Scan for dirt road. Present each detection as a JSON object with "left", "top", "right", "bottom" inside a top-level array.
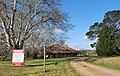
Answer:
[{"left": 70, "top": 58, "right": 120, "bottom": 76}]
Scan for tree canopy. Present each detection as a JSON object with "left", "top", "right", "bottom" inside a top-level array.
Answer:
[
  {"left": 86, "top": 10, "right": 120, "bottom": 56},
  {"left": 0, "top": 0, "right": 71, "bottom": 49},
  {"left": 0, "top": 0, "right": 72, "bottom": 57}
]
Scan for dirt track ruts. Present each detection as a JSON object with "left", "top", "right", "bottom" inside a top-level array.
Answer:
[{"left": 70, "top": 58, "right": 120, "bottom": 76}]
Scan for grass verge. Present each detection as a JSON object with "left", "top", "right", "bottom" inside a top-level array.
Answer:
[
  {"left": 86, "top": 56, "right": 120, "bottom": 71},
  {"left": 0, "top": 57, "right": 79, "bottom": 76}
]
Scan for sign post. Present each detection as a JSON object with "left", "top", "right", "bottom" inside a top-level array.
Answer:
[
  {"left": 43, "top": 45, "right": 46, "bottom": 72},
  {"left": 12, "top": 50, "right": 24, "bottom": 66}
]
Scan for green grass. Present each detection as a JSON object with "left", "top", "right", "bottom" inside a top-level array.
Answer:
[
  {"left": 86, "top": 56, "right": 120, "bottom": 70},
  {"left": 0, "top": 57, "right": 79, "bottom": 76}
]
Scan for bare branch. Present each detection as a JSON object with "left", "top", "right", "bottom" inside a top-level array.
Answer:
[
  {"left": 25, "top": 34, "right": 31, "bottom": 40},
  {"left": 28, "top": 15, "right": 49, "bottom": 31},
  {"left": 0, "top": 25, "right": 3, "bottom": 29},
  {"left": 10, "top": 0, "right": 17, "bottom": 48},
  {"left": 23, "top": 0, "right": 44, "bottom": 32},
  {"left": 0, "top": 16, "right": 13, "bottom": 48},
  {"left": 0, "top": 1, "right": 6, "bottom": 8}
]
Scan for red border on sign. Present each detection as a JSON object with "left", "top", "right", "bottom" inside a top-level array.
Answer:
[
  {"left": 13, "top": 50, "right": 24, "bottom": 53},
  {"left": 12, "top": 62, "right": 24, "bottom": 66}
]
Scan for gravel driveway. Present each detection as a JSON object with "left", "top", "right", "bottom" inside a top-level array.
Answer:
[{"left": 70, "top": 58, "right": 120, "bottom": 76}]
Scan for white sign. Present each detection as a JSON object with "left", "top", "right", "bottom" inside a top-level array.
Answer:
[{"left": 12, "top": 50, "right": 24, "bottom": 66}]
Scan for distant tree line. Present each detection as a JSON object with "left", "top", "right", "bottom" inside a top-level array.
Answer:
[{"left": 86, "top": 10, "right": 120, "bottom": 56}]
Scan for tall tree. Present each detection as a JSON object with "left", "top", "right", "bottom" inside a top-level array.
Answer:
[
  {"left": 86, "top": 10, "right": 120, "bottom": 56},
  {"left": 96, "top": 23, "right": 117, "bottom": 56},
  {"left": 0, "top": 0, "right": 71, "bottom": 50}
]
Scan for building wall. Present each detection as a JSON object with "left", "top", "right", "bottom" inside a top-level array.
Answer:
[{"left": 47, "top": 53, "right": 77, "bottom": 58}]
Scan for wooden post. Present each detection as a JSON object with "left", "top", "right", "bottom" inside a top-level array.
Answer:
[{"left": 43, "top": 45, "right": 46, "bottom": 72}]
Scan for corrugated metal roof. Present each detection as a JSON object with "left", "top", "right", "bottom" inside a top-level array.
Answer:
[{"left": 46, "top": 44, "right": 78, "bottom": 54}]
